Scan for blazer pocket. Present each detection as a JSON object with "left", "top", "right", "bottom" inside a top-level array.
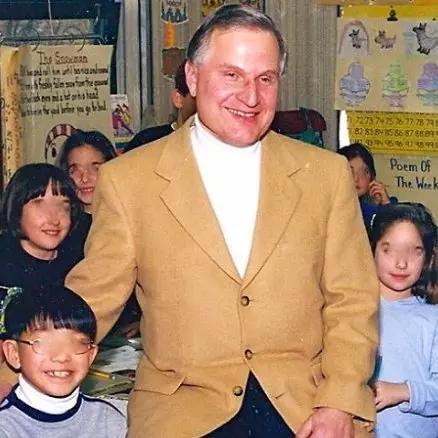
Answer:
[
  {"left": 134, "top": 358, "right": 185, "bottom": 395},
  {"left": 311, "top": 363, "right": 324, "bottom": 387}
]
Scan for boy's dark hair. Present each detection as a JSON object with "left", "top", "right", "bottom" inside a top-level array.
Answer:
[
  {"left": 1, "top": 163, "right": 82, "bottom": 238},
  {"left": 370, "top": 202, "right": 438, "bottom": 302},
  {"left": 174, "top": 59, "right": 189, "bottom": 97},
  {"left": 58, "top": 129, "right": 117, "bottom": 173},
  {"left": 3, "top": 286, "right": 97, "bottom": 341},
  {"left": 337, "top": 143, "right": 377, "bottom": 180}
]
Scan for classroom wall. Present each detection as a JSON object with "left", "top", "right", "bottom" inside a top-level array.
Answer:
[{"left": 118, "top": 0, "right": 338, "bottom": 150}]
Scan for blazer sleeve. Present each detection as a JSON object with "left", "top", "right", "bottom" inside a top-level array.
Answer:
[
  {"left": 65, "top": 165, "right": 137, "bottom": 341},
  {"left": 312, "top": 157, "right": 379, "bottom": 422}
]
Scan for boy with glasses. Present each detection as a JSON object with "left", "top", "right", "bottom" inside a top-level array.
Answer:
[{"left": 0, "top": 286, "right": 126, "bottom": 437}]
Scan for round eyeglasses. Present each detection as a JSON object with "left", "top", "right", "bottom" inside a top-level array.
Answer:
[{"left": 14, "top": 338, "right": 94, "bottom": 355}]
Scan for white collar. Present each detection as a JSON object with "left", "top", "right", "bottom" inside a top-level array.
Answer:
[
  {"left": 16, "top": 374, "right": 80, "bottom": 415},
  {"left": 193, "top": 114, "right": 260, "bottom": 154}
]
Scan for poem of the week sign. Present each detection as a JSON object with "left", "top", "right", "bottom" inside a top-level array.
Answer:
[
  {"left": 374, "top": 155, "right": 438, "bottom": 219},
  {"left": 18, "top": 45, "right": 114, "bottom": 164}
]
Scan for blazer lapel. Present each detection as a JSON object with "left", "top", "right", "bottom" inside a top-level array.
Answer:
[
  {"left": 242, "top": 133, "right": 302, "bottom": 290},
  {"left": 156, "top": 122, "right": 241, "bottom": 283}
]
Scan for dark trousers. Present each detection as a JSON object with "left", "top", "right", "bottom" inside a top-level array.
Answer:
[{"left": 204, "top": 372, "right": 294, "bottom": 437}]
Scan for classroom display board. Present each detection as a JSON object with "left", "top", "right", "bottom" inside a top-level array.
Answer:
[
  {"left": 342, "top": 5, "right": 438, "bottom": 219},
  {"left": 336, "top": 15, "right": 438, "bottom": 113},
  {"left": 348, "top": 113, "right": 438, "bottom": 219},
  {"left": 0, "top": 44, "right": 114, "bottom": 186}
]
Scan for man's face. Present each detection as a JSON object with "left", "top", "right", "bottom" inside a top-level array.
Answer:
[{"left": 186, "top": 27, "right": 280, "bottom": 147}]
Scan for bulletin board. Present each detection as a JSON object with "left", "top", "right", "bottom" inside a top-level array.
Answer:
[{"left": 340, "top": 4, "right": 438, "bottom": 219}]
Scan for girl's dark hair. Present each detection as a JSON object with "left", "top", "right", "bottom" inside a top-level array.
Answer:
[
  {"left": 3, "top": 286, "right": 97, "bottom": 341},
  {"left": 1, "top": 163, "right": 81, "bottom": 239},
  {"left": 338, "top": 143, "right": 377, "bottom": 180},
  {"left": 58, "top": 129, "right": 117, "bottom": 173},
  {"left": 370, "top": 202, "right": 438, "bottom": 302}
]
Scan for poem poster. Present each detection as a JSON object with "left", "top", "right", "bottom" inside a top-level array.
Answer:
[{"left": 18, "top": 44, "right": 114, "bottom": 165}]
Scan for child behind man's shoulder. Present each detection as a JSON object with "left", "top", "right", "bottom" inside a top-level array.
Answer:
[{"left": 0, "top": 286, "right": 127, "bottom": 438}]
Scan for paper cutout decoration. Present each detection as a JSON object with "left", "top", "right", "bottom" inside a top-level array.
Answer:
[
  {"left": 417, "top": 62, "right": 438, "bottom": 106},
  {"left": 413, "top": 23, "right": 438, "bottom": 55},
  {"left": 162, "top": 8, "right": 186, "bottom": 79},
  {"left": 338, "top": 20, "right": 370, "bottom": 57},
  {"left": 381, "top": 63, "right": 409, "bottom": 108},
  {"left": 201, "top": 0, "right": 226, "bottom": 18},
  {"left": 339, "top": 62, "right": 371, "bottom": 106},
  {"left": 44, "top": 123, "right": 76, "bottom": 164},
  {"left": 161, "top": 0, "right": 188, "bottom": 24},
  {"left": 374, "top": 30, "right": 396, "bottom": 49}
]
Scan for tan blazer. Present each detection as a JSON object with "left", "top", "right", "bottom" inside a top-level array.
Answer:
[{"left": 66, "top": 119, "right": 379, "bottom": 438}]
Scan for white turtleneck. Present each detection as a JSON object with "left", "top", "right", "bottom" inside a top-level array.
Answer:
[
  {"left": 191, "top": 115, "right": 261, "bottom": 278},
  {"left": 16, "top": 373, "right": 79, "bottom": 414}
]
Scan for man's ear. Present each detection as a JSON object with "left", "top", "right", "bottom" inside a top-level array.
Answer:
[
  {"left": 184, "top": 61, "right": 198, "bottom": 98},
  {"left": 2, "top": 340, "right": 21, "bottom": 371},
  {"left": 88, "top": 344, "right": 99, "bottom": 367},
  {"left": 171, "top": 89, "right": 184, "bottom": 109}
]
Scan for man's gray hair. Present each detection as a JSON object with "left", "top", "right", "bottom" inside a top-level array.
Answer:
[{"left": 187, "top": 4, "right": 288, "bottom": 75}]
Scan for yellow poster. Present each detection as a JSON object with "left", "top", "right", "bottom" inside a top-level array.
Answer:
[
  {"left": 348, "top": 111, "right": 438, "bottom": 156},
  {"left": 18, "top": 45, "right": 114, "bottom": 165},
  {"left": 0, "top": 46, "right": 22, "bottom": 188}
]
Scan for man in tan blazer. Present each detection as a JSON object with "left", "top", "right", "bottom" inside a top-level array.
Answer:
[{"left": 66, "top": 5, "right": 379, "bottom": 437}]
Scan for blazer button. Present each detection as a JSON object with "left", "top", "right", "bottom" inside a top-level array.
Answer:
[
  {"left": 244, "top": 349, "right": 254, "bottom": 360},
  {"left": 232, "top": 385, "right": 244, "bottom": 396},
  {"left": 240, "top": 296, "right": 250, "bottom": 307}
]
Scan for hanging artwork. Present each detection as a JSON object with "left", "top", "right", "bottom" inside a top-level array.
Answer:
[
  {"left": 2, "top": 44, "right": 114, "bottom": 169},
  {"left": 201, "top": 0, "right": 226, "bottom": 18},
  {"left": 162, "top": 20, "right": 186, "bottom": 79},
  {"left": 161, "top": 0, "right": 188, "bottom": 24},
  {"left": 161, "top": 1, "right": 188, "bottom": 79},
  {"left": 239, "top": 0, "right": 262, "bottom": 9},
  {"left": 335, "top": 15, "right": 438, "bottom": 113}
]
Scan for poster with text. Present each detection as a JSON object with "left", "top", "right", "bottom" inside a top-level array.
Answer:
[
  {"left": 18, "top": 44, "right": 114, "bottom": 165},
  {"left": 374, "top": 154, "right": 438, "bottom": 220}
]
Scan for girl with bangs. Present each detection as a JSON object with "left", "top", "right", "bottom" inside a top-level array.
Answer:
[
  {"left": 0, "top": 163, "right": 82, "bottom": 292},
  {"left": 0, "top": 163, "right": 82, "bottom": 399}
]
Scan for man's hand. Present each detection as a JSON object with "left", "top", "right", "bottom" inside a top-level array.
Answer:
[
  {"left": 296, "top": 407, "right": 354, "bottom": 438},
  {"left": 374, "top": 381, "right": 409, "bottom": 411},
  {"left": 368, "top": 180, "right": 390, "bottom": 205}
]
